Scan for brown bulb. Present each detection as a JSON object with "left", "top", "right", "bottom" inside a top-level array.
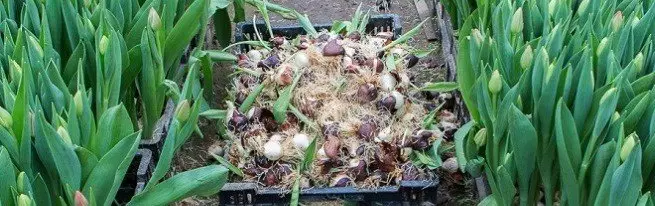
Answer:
[
  {"left": 323, "top": 136, "right": 341, "bottom": 159},
  {"left": 323, "top": 39, "right": 345, "bottom": 56},
  {"left": 405, "top": 54, "right": 419, "bottom": 68},
  {"left": 358, "top": 121, "right": 378, "bottom": 141},
  {"left": 377, "top": 95, "right": 397, "bottom": 112},
  {"left": 366, "top": 58, "right": 384, "bottom": 73},
  {"left": 228, "top": 111, "right": 248, "bottom": 132},
  {"left": 356, "top": 83, "right": 378, "bottom": 103}
]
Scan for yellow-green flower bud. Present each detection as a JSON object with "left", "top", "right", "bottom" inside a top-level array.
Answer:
[
  {"left": 548, "top": 0, "right": 557, "bottom": 16},
  {"left": 635, "top": 52, "right": 644, "bottom": 73},
  {"left": 632, "top": 17, "right": 640, "bottom": 28},
  {"left": 85, "top": 18, "right": 95, "bottom": 34},
  {"left": 148, "top": 7, "right": 162, "bottom": 31},
  {"left": 99, "top": 35, "right": 109, "bottom": 55},
  {"left": 577, "top": 0, "right": 590, "bottom": 16},
  {"left": 0, "top": 106, "right": 12, "bottom": 129},
  {"left": 57, "top": 126, "right": 72, "bottom": 145},
  {"left": 471, "top": 29, "right": 483, "bottom": 46},
  {"left": 175, "top": 100, "right": 191, "bottom": 122},
  {"left": 612, "top": 112, "right": 620, "bottom": 122},
  {"left": 621, "top": 133, "right": 638, "bottom": 161},
  {"left": 517, "top": 95, "right": 523, "bottom": 109},
  {"left": 520, "top": 45, "right": 533, "bottom": 70},
  {"left": 17, "top": 194, "right": 31, "bottom": 206},
  {"left": 83, "top": 0, "right": 91, "bottom": 8},
  {"left": 10, "top": 59, "right": 23, "bottom": 81},
  {"left": 75, "top": 191, "right": 88, "bottom": 206},
  {"left": 74, "top": 91, "right": 84, "bottom": 115},
  {"left": 511, "top": 8, "right": 524, "bottom": 34},
  {"left": 17, "top": 172, "right": 27, "bottom": 194},
  {"left": 545, "top": 63, "right": 555, "bottom": 83},
  {"left": 597, "top": 38, "right": 609, "bottom": 57},
  {"left": 474, "top": 128, "right": 487, "bottom": 147},
  {"left": 27, "top": 36, "right": 43, "bottom": 58},
  {"left": 611, "top": 11, "right": 624, "bottom": 33},
  {"left": 488, "top": 70, "right": 502, "bottom": 95}
]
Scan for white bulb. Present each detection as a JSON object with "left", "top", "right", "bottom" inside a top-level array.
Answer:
[
  {"left": 380, "top": 73, "right": 397, "bottom": 91},
  {"left": 391, "top": 91, "right": 405, "bottom": 110},
  {"left": 263, "top": 140, "right": 283, "bottom": 161},
  {"left": 293, "top": 133, "right": 311, "bottom": 150},
  {"left": 247, "top": 50, "right": 263, "bottom": 62},
  {"left": 294, "top": 52, "right": 311, "bottom": 68},
  {"left": 376, "top": 127, "right": 392, "bottom": 143},
  {"left": 270, "top": 134, "right": 284, "bottom": 142},
  {"left": 317, "top": 147, "right": 329, "bottom": 161}
]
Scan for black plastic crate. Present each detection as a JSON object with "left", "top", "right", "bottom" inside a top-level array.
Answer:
[
  {"left": 223, "top": 14, "right": 439, "bottom": 205},
  {"left": 234, "top": 14, "right": 402, "bottom": 53},
  {"left": 139, "top": 100, "right": 175, "bottom": 161},
  {"left": 116, "top": 149, "right": 154, "bottom": 204},
  {"left": 220, "top": 180, "right": 439, "bottom": 205}
]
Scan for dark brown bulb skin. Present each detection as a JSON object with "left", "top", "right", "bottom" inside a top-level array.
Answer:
[{"left": 323, "top": 39, "right": 345, "bottom": 56}]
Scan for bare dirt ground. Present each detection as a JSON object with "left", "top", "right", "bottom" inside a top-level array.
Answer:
[{"left": 170, "top": 0, "right": 477, "bottom": 205}]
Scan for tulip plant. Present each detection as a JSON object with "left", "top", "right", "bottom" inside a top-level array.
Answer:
[
  {"left": 0, "top": 0, "right": 236, "bottom": 205},
  {"left": 451, "top": 0, "right": 655, "bottom": 205}
]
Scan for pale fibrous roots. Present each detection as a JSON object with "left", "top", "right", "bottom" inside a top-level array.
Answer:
[{"left": 223, "top": 30, "right": 453, "bottom": 189}]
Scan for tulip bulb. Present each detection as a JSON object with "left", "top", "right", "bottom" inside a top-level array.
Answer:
[
  {"left": 293, "top": 133, "right": 311, "bottom": 150},
  {"left": 264, "top": 140, "right": 283, "bottom": 161},
  {"left": 380, "top": 73, "right": 397, "bottom": 91},
  {"left": 293, "top": 52, "right": 311, "bottom": 68},
  {"left": 247, "top": 50, "right": 263, "bottom": 62}
]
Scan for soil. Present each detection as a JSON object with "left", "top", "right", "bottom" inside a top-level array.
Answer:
[{"left": 169, "top": 0, "right": 477, "bottom": 205}]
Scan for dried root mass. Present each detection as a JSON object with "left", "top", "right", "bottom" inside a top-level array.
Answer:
[{"left": 222, "top": 30, "right": 457, "bottom": 189}]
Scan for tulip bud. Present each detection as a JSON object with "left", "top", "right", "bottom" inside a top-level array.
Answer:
[
  {"left": 474, "top": 128, "right": 487, "bottom": 147},
  {"left": 548, "top": 0, "right": 557, "bottom": 16},
  {"left": 577, "top": 0, "right": 590, "bottom": 15},
  {"left": 545, "top": 63, "right": 555, "bottom": 83},
  {"left": 488, "top": 70, "right": 502, "bottom": 95},
  {"left": 27, "top": 36, "right": 43, "bottom": 58},
  {"left": 84, "top": 18, "right": 95, "bottom": 33},
  {"left": 631, "top": 17, "right": 640, "bottom": 28},
  {"left": 611, "top": 11, "right": 624, "bottom": 33},
  {"left": 17, "top": 172, "right": 27, "bottom": 193},
  {"left": 0, "top": 106, "right": 12, "bottom": 129},
  {"left": 516, "top": 95, "right": 523, "bottom": 109},
  {"left": 620, "top": 133, "right": 638, "bottom": 161},
  {"left": 57, "top": 126, "right": 73, "bottom": 145},
  {"left": 75, "top": 191, "right": 88, "bottom": 206},
  {"left": 520, "top": 45, "right": 533, "bottom": 70},
  {"left": 596, "top": 38, "right": 608, "bottom": 57},
  {"left": 511, "top": 8, "right": 524, "bottom": 34},
  {"left": 175, "top": 100, "right": 191, "bottom": 122},
  {"left": 635, "top": 52, "right": 644, "bottom": 73},
  {"left": 612, "top": 111, "right": 621, "bottom": 122},
  {"left": 74, "top": 91, "right": 84, "bottom": 115},
  {"left": 99, "top": 35, "right": 109, "bottom": 55},
  {"left": 471, "top": 29, "right": 483, "bottom": 46},
  {"left": 148, "top": 7, "right": 162, "bottom": 30},
  {"left": 18, "top": 194, "right": 31, "bottom": 206},
  {"left": 10, "top": 59, "right": 23, "bottom": 80}
]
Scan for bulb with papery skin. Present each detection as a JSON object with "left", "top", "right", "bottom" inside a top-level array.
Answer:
[{"left": 264, "top": 140, "right": 283, "bottom": 161}]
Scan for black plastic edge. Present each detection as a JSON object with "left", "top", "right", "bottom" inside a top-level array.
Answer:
[
  {"left": 138, "top": 100, "right": 175, "bottom": 160},
  {"left": 116, "top": 148, "right": 154, "bottom": 204},
  {"left": 220, "top": 180, "right": 439, "bottom": 205},
  {"left": 234, "top": 14, "right": 402, "bottom": 53}
]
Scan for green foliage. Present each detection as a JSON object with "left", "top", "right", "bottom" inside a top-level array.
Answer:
[
  {"left": 0, "top": 0, "right": 229, "bottom": 205},
  {"left": 453, "top": 0, "right": 655, "bottom": 205}
]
